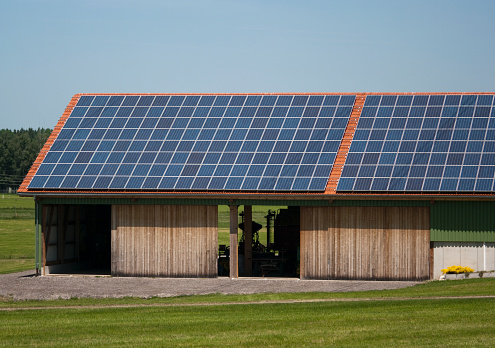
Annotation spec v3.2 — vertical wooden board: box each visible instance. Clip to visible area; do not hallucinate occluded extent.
[111,205,118,275]
[209,206,219,276]
[332,207,341,278]
[160,205,169,276]
[170,205,177,276]
[111,205,218,278]
[300,206,312,279]
[322,206,330,278]
[315,207,322,278]
[229,205,239,278]
[339,206,350,278]
[304,207,313,278]
[300,206,430,280]
[206,205,218,276]
[152,205,159,276]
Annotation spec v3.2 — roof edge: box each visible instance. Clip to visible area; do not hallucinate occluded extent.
[18,191,495,202]
[18,94,82,193]
[76,92,495,96]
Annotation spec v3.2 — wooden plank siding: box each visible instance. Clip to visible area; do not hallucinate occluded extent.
[111,205,218,277]
[300,206,430,280]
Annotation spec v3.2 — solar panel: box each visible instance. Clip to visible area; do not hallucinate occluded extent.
[337,94,495,193]
[29,94,356,192]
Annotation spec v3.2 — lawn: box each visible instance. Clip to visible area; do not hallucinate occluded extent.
[1,279,494,347]
[0,194,35,274]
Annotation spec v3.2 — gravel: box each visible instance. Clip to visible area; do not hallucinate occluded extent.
[0,270,422,301]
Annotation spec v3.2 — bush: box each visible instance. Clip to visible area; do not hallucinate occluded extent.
[441,265,475,274]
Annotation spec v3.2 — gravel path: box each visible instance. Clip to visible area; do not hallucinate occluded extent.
[0,270,421,301]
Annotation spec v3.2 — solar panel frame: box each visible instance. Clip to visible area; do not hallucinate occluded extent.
[337,94,495,193]
[28,94,358,192]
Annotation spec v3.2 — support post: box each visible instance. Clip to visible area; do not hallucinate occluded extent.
[229,205,238,278]
[34,198,39,276]
[244,205,253,277]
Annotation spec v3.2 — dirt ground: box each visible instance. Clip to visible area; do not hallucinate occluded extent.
[0,270,421,301]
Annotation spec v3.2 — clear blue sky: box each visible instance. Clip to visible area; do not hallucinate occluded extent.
[1,0,494,130]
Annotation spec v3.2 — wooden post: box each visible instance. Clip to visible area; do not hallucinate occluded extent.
[35,199,39,276]
[244,205,253,276]
[229,205,238,279]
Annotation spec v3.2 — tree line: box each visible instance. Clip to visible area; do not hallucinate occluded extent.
[0,128,52,191]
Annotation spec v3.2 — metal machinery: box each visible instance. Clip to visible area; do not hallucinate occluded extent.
[237,206,300,277]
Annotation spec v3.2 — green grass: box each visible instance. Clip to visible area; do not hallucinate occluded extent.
[1,270,494,346]
[0,194,35,274]
[0,291,494,346]
[0,193,35,219]
[218,205,285,246]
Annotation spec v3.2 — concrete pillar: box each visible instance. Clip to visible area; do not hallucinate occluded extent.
[244,205,253,277]
[229,205,238,278]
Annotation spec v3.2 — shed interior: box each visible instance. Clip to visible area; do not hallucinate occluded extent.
[42,204,111,275]
[221,205,300,277]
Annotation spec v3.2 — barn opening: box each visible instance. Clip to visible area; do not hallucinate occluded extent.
[42,204,111,275]
[219,205,300,278]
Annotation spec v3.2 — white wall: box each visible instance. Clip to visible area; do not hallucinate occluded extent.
[433,242,495,279]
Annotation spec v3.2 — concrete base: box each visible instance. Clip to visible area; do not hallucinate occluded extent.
[441,271,495,280]
[433,242,495,279]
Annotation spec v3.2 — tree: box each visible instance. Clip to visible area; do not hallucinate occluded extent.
[0,128,52,191]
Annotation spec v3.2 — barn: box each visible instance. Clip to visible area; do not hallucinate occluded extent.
[18,93,495,280]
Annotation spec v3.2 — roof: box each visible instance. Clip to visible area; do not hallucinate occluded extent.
[18,93,495,199]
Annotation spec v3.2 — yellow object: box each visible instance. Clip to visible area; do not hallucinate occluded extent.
[441,265,475,274]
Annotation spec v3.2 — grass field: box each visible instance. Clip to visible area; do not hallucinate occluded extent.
[217,205,286,247]
[1,299,494,347]
[1,279,494,347]
[0,194,35,274]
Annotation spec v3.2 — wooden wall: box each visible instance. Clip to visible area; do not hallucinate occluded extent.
[300,206,430,280]
[112,205,218,277]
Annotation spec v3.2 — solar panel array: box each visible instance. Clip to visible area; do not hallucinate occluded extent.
[28,94,356,192]
[337,94,495,192]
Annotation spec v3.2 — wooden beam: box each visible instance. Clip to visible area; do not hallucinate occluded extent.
[229,205,238,279]
[244,205,252,277]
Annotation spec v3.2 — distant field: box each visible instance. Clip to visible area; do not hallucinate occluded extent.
[217,205,286,247]
[0,194,35,274]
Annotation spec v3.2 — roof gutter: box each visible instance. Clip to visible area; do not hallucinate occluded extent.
[18,191,495,202]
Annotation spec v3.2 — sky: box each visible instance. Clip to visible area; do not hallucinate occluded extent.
[1,0,494,130]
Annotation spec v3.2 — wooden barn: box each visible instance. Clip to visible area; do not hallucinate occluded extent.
[18,93,495,280]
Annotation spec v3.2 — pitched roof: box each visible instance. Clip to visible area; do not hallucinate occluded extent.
[19,93,495,198]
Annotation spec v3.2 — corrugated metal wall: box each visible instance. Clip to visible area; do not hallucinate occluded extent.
[300,206,430,280]
[111,205,218,277]
[431,201,495,242]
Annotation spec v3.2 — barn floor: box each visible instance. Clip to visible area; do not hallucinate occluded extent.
[0,270,421,301]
